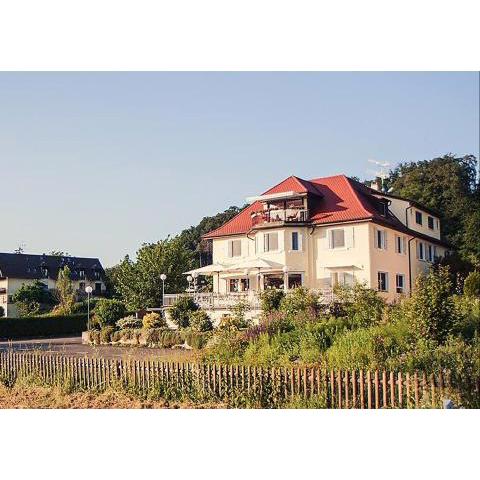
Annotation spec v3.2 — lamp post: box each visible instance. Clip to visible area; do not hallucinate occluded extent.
[192,271,199,301]
[160,274,167,306]
[282,265,289,292]
[85,286,93,330]
[187,275,193,293]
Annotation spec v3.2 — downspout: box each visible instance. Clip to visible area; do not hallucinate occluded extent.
[405,204,414,295]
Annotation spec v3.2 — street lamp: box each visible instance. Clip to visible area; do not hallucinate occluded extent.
[187,275,193,292]
[85,286,93,330]
[192,272,199,300]
[160,273,167,306]
[282,265,289,292]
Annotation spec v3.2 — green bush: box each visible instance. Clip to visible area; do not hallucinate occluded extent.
[100,326,116,343]
[0,306,4,318]
[116,315,143,330]
[405,266,457,343]
[144,328,182,347]
[279,287,319,316]
[260,289,285,313]
[93,299,127,328]
[170,296,199,328]
[11,280,56,317]
[333,283,385,328]
[188,310,213,332]
[464,271,480,298]
[452,295,480,341]
[231,300,251,329]
[181,329,212,349]
[325,321,413,370]
[0,314,87,339]
[142,311,167,329]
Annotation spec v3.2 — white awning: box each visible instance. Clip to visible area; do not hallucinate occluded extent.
[324,264,363,270]
[183,263,227,276]
[246,191,304,204]
[224,258,285,272]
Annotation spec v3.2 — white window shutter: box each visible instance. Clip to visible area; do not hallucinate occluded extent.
[227,241,233,258]
[402,236,406,254]
[384,231,388,250]
[278,232,284,252]
[299,233,304,251]
[345,227,354,249]
[328,230,333,249]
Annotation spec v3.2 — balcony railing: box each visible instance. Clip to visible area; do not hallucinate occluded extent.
[251,208,309,226]
[163,292,261,310]
[163,288,335,310]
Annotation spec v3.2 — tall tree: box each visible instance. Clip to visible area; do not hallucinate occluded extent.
[54,266,76,314]
[385,154,479,264]
[112,237,195,310]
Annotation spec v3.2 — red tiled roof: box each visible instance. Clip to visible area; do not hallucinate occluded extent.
[202,174,432,240]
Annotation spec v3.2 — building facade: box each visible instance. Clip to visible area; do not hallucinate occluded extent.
[170,174,448,323]
[0,253,106,317]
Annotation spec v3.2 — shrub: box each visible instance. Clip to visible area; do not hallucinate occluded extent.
[143,328,182,347]
[333,283,385,328]
[170,296,199,328]
[260,289,285,313]
[142,312,167,329]
[188,310,213,332]
[452,295,480,341]
[325,321,413,370]
[218,314,250,331]
[116,315,143,330]
[0,314,87,339]
[231,300,251,329]
[181,329,212,349]
[0,306,4,318]
[100,326,116,343]
[11,281,56,317]
[92,299,127,328]
[405,266,457,343]
[202,330,247,364]
[279,287,319,316]
[464,271,480,298]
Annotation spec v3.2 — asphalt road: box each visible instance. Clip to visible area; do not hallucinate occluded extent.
[0,335,196,361]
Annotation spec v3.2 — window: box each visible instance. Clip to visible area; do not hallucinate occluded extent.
[41,267,49,278]
[396,274,405,294]
[79,269,85,279]
[288,274,302,289]
[415,211,423,225]
[377,272,389,292]
[291,231,301,251]
[331,272,354,287]
[428,216,435,230]
[417,241,426,261]
[264,232,279,252]
[427,244,434,262]
[94,271,100,280]
[228,239,242,257]
[375,229,387,250]
[395,235,406,254]
[229,278,249,292]
[379,201,388,216]
[263,274,284,289]
[329,229,345,249]
[94,282,102,294]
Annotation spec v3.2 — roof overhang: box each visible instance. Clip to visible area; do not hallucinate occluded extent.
[246,191,305,204]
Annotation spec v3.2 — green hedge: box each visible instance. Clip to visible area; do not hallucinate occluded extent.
[0,314,88,339]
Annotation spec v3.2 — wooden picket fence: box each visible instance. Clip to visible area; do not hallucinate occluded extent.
[0,351,477,408]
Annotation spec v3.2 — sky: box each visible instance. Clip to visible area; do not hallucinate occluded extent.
[0,72,478,266]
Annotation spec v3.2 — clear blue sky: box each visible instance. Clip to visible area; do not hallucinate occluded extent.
[0,72,478,266]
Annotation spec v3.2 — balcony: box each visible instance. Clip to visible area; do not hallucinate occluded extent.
[251,208,310,227]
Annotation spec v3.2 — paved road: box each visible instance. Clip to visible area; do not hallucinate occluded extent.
[0,335,196,361]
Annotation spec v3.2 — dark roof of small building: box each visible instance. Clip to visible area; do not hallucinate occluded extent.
[0,253,105,281]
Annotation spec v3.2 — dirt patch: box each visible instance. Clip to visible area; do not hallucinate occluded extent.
[0,384,222,409]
